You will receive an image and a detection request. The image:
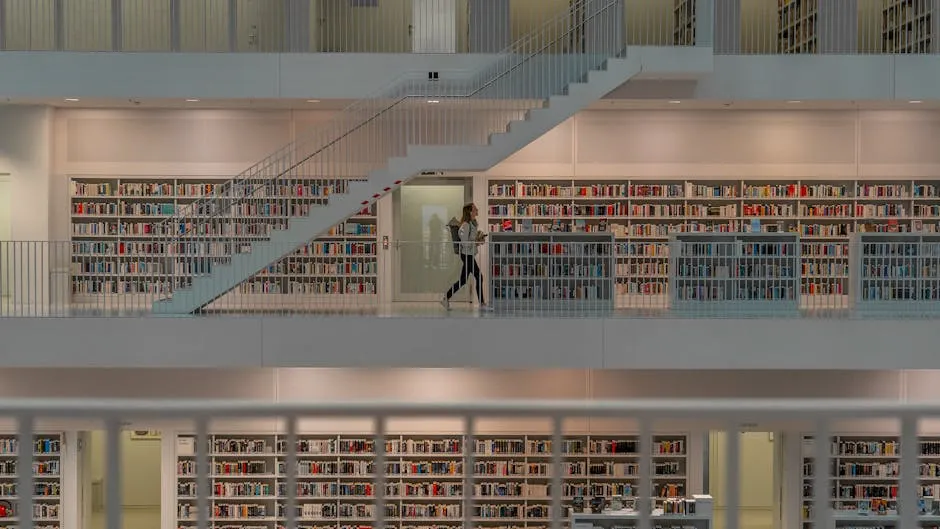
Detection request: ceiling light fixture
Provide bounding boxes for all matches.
[427,100,440,104]
[668,100,681,104]
[64,98,79,102]
[185,99,200,102]
[910,100,923,104]
[306,99,320,103]
[788,100,801,104]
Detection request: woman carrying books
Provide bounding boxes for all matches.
[442,203,492,312]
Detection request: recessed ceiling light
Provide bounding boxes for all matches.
[910,100,923,104]
[427,100,440,104]
[306,99,320,103]
[668,100,681,104]
[185,99,200,102]
[788,100,801,104]
[64,98,79,102]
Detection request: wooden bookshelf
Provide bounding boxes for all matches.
[0,434,62,529]
[177,433,690,529]
[488,233,615,312]
[68,176,378,307]
[674,0,696,45]
[485,178,940,308]
[883,0,937,54]
[778,0,818,54]
[801,435,940,526]
[669,232,801,311]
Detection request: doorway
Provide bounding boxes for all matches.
[708,431,780,529]
[0,175,11,299]
[84,429,162,529]
[393,178,472,302]
[236,0,284,51]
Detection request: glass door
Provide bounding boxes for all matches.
[393,178,472,302]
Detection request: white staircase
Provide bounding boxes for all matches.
[152,0,696,314]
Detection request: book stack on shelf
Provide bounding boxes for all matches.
[778,0,818,53]
[69,176,378,308]
[801,435,940,527]
[0,435,62,529]
[488,233,615,311]
[177,433,689,529]
[674,0,696,45]
[669,232,800,311]
[486,178,940,308]
[883,0,937,54]
[850,232,940,311]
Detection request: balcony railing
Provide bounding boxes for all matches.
[0,0,705,53]
[3,0,939,54]
[2,235,940,317]
[2,398,940,529]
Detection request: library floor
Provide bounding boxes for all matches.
[90,507,160,529]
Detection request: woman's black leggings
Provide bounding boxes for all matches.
[446,254,484,304]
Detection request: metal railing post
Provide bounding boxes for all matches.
[53,0,64,51]
[105,419,122,529]
[227,0,238,52]
[170,0,181,51]
[111,0,122,51]
[0,0,6,51]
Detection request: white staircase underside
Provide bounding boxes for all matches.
[157,49,711,314]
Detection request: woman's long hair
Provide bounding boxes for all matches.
[460,203,476,226]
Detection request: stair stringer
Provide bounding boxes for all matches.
[155,56,643,314]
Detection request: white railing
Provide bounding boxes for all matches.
[4,399,940,529]
[3,237,940,317]
[725,0,940,54]
[0,0,702,53]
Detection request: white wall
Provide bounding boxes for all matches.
[48,107,940,241]
[0,105,53,241]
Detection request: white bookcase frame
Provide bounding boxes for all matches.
[850,233,940,312]
[0,433,64,529]
[669,232,801,312]
[488,232,615,312]
[68,175,378,308]
[173,432,694,529]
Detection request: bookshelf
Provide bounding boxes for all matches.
[674,0,696,45]
[176,433,690,529]
[486,178,940,308]
[488,233,615,311]
[883,0,938,54]
[778,0,818,54]
[0,434,62,529]
[69,176,378,307]
[669,232,800,311]
[850,232,940,311]
[801,435,940,527]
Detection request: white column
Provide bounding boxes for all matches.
[0,106,53,309]
[62,431,81,529]
[411,0,456,53]
[712,0,737,52]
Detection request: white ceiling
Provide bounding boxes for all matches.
[1,97,937,111]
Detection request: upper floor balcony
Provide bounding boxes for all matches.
[0,0,936,55]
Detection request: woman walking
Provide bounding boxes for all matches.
[442,203,492,312]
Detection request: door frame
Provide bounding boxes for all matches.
[392,176,473,302]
